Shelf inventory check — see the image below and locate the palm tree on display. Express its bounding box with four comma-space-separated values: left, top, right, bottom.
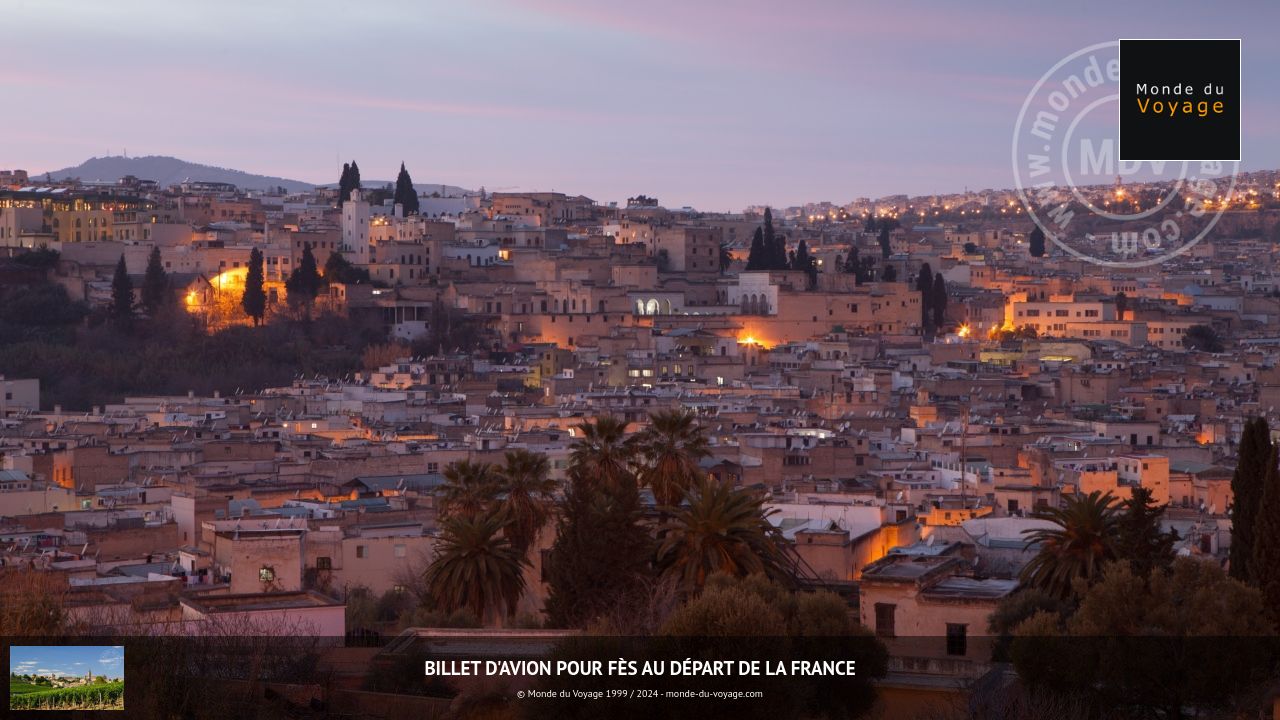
636, 409, 710, 508
438, 460, 498, 519
568, 416, 637, 496
495, 448, 557, 554
1020, 490, 1121, 599
425, 510, 528, 622
656, 478, 788, 593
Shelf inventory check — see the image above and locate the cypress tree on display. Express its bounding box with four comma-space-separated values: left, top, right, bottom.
109, 254, 133, 321
746, 227, 765, 271
349, 160, 361, 195
393, 162, 420, 215
1231, 416, 1272, 582
882, 263, 898, 282
338, 162, 352, 203
141, 245, 169, 314
932, 274, 948, 327
917, 263, 934, 330
1029, 225, 1046, 257
878, 225, 891, 259
763, 208, 784, 270
285, 242, 323, 306
1254, 444, 1280, 616
242, 247, 266, 326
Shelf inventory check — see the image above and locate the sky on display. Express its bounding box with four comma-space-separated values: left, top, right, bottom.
3, 0, 1277, 210
9, 645, 125, 680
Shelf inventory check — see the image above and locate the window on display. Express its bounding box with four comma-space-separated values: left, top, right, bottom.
259, 566, 275, 583
946, 623, 968, 656
874, 603, 896, 637
316, 556, 332, 570
356, 545, 366, 559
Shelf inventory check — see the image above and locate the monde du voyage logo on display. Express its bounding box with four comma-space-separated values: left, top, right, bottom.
1012, 39, 1241, 267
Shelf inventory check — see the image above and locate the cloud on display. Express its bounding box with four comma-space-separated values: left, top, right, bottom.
98, 650, 123, 665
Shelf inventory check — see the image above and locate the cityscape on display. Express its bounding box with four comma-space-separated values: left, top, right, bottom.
4, 2, 1280, 719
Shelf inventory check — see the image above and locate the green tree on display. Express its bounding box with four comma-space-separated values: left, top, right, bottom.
931, 273, 948, 328
1230, 416, 1271, 582
878, 224, 891, 259
323, 250, 371, 285
567, 416, 637, 496
1114, 486, 1177, 578
544, 471, 653, 628
424, 510, 528, 622
140, 246, 169, 314
109, 254, 133, 322
1020, 491, 1120, 599
285, 242, 323, 306
1252, 443, 1280, 617
495, 448, 557, 554
745, 227, 766, 271
1029, 225, 1046, 257
438, 460, 499, 520
1183, 324, 1224, 352
963, 241, 978, 254
393, 162, 419, 215
656, 478, 789, 593
338, 160, 362, 203
241, 247, 266, 326
916, 263, 934, 330
881, 263, 897, 282
635, 409, 709, 508
1011, 560, 1275, 719
1115, 291, 1128, 317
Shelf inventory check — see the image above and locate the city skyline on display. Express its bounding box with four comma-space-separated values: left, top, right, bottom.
6, 0, 1279, 210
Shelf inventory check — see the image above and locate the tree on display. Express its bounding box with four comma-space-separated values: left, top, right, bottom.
635, 409, 709, 508
1114, 291, 1128, 318
1029, 225, 1046, 257
1114, 486, 1177, 578
963, 241, 978, 254
141, 246, 169, 314
495, 449, 556, 554
323, 250, 371, 285
393, 162, 419, 215
285, 242, 322, 306
881, 263, 897, 282
241, 247, 266, 326
762, 207, 786, 270
916, 263, 934, 330
656, 478, 789, 594
931, 273, 948, 328
745, 227, 766, 271
109, 254, 133, 322
1252, 443, 1280, 617
1011, 560, 1275, 719
1020, 491, 1120, 599
718, 243, 733, 273
1230, 416, 1271, 582
338, 160, 362, 203
544, 471, 653, 628
438, 460, 499, 520
878, 225, 891, 259
567, 416, 637, 496
1183, 324, 1224, 352
424, 510, 528, 622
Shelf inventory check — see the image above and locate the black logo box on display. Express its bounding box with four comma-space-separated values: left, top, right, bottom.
1119, 39, 1241, 162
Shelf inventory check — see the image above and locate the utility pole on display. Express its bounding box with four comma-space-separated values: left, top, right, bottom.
960, 406, 969, 509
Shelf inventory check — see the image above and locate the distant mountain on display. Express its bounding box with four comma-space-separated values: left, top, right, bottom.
42, 155, 473, 197
43, 155, 316, 193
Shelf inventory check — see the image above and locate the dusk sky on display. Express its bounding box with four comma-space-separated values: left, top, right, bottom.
5, 0, 1277, 210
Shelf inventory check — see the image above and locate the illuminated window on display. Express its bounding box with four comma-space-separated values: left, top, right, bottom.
259, 566, 275, 582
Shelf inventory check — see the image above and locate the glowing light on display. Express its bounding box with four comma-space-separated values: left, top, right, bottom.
957, 324, 972, 338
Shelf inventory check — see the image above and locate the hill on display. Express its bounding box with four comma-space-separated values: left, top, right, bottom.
42, 155, 472, 196
42, 155, 314, 192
